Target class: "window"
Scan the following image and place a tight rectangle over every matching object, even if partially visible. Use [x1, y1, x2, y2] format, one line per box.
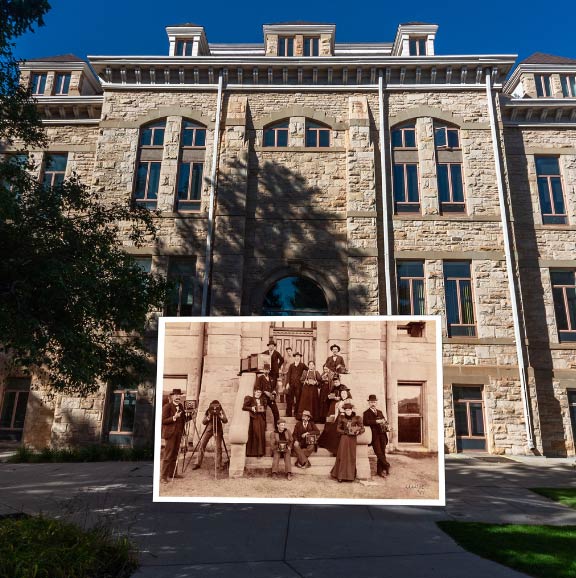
[561, 75, 576, 98]
[176, 39, 194, 56]
[535, 74, 552, 97]
[176, 120, 206, 212]
[409, 38, 427, 56]
[263, 121, 289, 147]
[391, 124, 416, 148]
[453, 386, 486, 451]
[434, 126, 460, 149]
[536, 157, 567, 224]
[278, 37, 294, 57]
[397, 261, 425, 315]
[393, 163, 420, 213]
[437, 163, 465, 213]
[31, 73, 46, 95]
[134, 257, 152, 273]
[569, 391, 576, 444]
[550, 270, 576, 342]
[397, 383, 423, 444]
[303, 37, 320, 57]
[134, 121, 165, 210]
[0, 377, 30, 442]
[177, 163, 203, 211]
[167, 258, 195, 316]
[42, 153, 67, 187]
[305, 121, 330, 147]
[1, 154, 28, 194]
[54, 73, 71, 95]
[262, 276, 328, 316]
[444, 261, 476, 337]
[108, 389, 137, 445]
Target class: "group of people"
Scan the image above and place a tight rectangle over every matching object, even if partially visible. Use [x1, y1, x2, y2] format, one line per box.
[242, 341, 391, 483]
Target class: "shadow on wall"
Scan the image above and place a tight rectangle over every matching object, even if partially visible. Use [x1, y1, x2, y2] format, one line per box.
[502, 131, 567, 457]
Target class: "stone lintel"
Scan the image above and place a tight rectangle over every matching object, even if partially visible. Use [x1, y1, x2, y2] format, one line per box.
[443, 365, 520, 383]
[397, 250, 505, 261]
[253, 145, 346, 153]
[538, 259, 576, 267]
[347, 211, 377, 218]
[443, 337, 515, 345]
[393, 214, 501, 222]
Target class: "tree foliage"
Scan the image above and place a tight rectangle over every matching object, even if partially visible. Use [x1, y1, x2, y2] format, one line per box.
[0, 1, 168, 395]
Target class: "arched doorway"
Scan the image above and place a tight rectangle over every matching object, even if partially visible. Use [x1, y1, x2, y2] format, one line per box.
[261, 276, 328, 316]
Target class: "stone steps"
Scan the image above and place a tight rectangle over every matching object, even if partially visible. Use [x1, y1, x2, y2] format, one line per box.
[245, 456, 335, 477]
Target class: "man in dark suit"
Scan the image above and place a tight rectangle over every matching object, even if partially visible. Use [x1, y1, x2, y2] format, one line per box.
[363, 394, 390, 477]
[161, 389, 192, 483]
[262, 341, 284, 389]
[285, 352, 307, 417]
[256, 363, 279, 427]
[324, 344, 347, 374]
[293, 410, 320, 468]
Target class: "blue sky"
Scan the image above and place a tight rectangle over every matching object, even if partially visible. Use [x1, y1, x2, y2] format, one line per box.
[14, 0, 576, 67]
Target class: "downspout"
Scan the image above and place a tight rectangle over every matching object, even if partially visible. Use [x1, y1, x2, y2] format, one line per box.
[201, 72, 224, 316]
[378, 72, 393, 314]
[485, 72, 535, 450]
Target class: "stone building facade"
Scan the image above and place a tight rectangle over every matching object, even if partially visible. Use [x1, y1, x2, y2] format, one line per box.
[1, 22, 576, 457]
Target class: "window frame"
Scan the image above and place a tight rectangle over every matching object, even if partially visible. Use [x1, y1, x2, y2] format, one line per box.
[453, 385, 487, 451]
[391, 124, 417, 149]
[437, 162, 465, 213]
[443, 261, 477, 338]
[277, 36, 294, 57]
[550, 270, 576, 342]
[535, 157, 568, 225]
[176, 161, 203, 212]
[397, 381, 424, 445]
[134, 121, 166, 210]
[41, 153, 67, 188]
[263, 121, 289, 147]
[305, 121, 331, 148]
[54, 73, 71, 95]
[31, 73, 47, 95]
[181, 121, 206, 148]
[535, 74, 552, 97]
[561, 75, 576, 98]
[409, 38, 427, 56]
[434, 126, 461, 149]
[0, 377, 30, 441]
[397, 261, 426, 316]
[166, 257, 196, 317]
[176, 39, 194, 56]
[393, 162, 420, 213]
[108, 389, 138, 435]
[303, 37, 320, 57]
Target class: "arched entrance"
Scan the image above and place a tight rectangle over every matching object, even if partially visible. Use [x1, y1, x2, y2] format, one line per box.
[261, 275, 328, 316]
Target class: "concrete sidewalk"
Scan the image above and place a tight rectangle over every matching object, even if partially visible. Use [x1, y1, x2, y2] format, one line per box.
[1, 455, 575, 577]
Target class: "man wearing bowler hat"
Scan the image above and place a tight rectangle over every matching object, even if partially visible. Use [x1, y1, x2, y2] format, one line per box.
[285, 352, 307, 418]
[363, 394, 390, 477]
[324, 344, 347, 374]
[161, 389, 192, 483]
[293, 409, 320, 468]
[257, 363, 280, 427]
[262, 340, 284, 390]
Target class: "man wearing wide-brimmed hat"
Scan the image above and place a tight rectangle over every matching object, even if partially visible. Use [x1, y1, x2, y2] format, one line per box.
[256, 363, 280, 427]
[292, 409, 320, 468]
[285, 352, 307, 417]
[262, 340, 284, 388]
[324, 344, 347, 374]
[363, 394, 390, 477]
[161, 389, 192, 483]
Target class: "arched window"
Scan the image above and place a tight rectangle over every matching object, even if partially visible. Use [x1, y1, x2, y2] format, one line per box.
[134, 120, 165, 209]
[263, 120, 289, 147]
[391, 122, 419, 213]
[434, 122, 465, 213]
[305, 121, 330, 147]
[262, 276, 328, 315]
[176, 120, 206, 211]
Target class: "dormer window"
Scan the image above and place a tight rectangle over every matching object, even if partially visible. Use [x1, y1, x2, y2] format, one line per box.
[561, 75, 576, 98]
[409, 38, 427, 56]
[278, 37, 294, 57]
[264, 121, 289, 147]
[176, 39, 194, 56]
[31, 73, 47, 95]
[54, 73, 71, 95]
[304, 37, 320, 57]
[305, 121, 330, 147]
[535, 74, 552, 97]
[434, 126, 460, 149]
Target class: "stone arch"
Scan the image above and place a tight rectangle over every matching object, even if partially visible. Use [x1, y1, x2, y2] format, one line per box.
[254, 106, 346, 130]
[389, 106, 463, 129]
[134, 106, 214, 128]
[250, 265, 344, 315]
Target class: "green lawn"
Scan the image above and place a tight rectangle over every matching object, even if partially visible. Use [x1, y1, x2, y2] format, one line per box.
[531, 488, 576, 510]
[437, 522, 576, 578]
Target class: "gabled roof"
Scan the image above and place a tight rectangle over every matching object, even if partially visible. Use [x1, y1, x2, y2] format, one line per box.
[27, 54, 85, 62]
[521, 52, 576, 65]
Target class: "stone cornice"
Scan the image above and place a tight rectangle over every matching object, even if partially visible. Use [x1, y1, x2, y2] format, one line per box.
[501, 97, 576, 125]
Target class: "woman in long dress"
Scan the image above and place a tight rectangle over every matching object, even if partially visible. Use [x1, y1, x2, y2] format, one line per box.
[242, 387, 267, 457]
[331, 403, 365, 482]
[318, 386, 352, 455]
[297, 360, 322, 420]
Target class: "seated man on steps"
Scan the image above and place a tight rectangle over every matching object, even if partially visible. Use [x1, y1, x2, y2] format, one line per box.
[293, 410, 320, 469]
[270, 418, 293, 480]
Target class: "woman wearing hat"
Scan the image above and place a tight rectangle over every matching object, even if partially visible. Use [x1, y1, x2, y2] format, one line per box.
[242, 386, 267, 457]
[331, 402, 365, 483]
[318, 383, 353, 455]
[297, 360, 322, 420]
[324, 344, 347, 375]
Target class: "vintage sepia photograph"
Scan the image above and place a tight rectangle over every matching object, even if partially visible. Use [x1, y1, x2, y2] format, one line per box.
[153, 316, 444, 505]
